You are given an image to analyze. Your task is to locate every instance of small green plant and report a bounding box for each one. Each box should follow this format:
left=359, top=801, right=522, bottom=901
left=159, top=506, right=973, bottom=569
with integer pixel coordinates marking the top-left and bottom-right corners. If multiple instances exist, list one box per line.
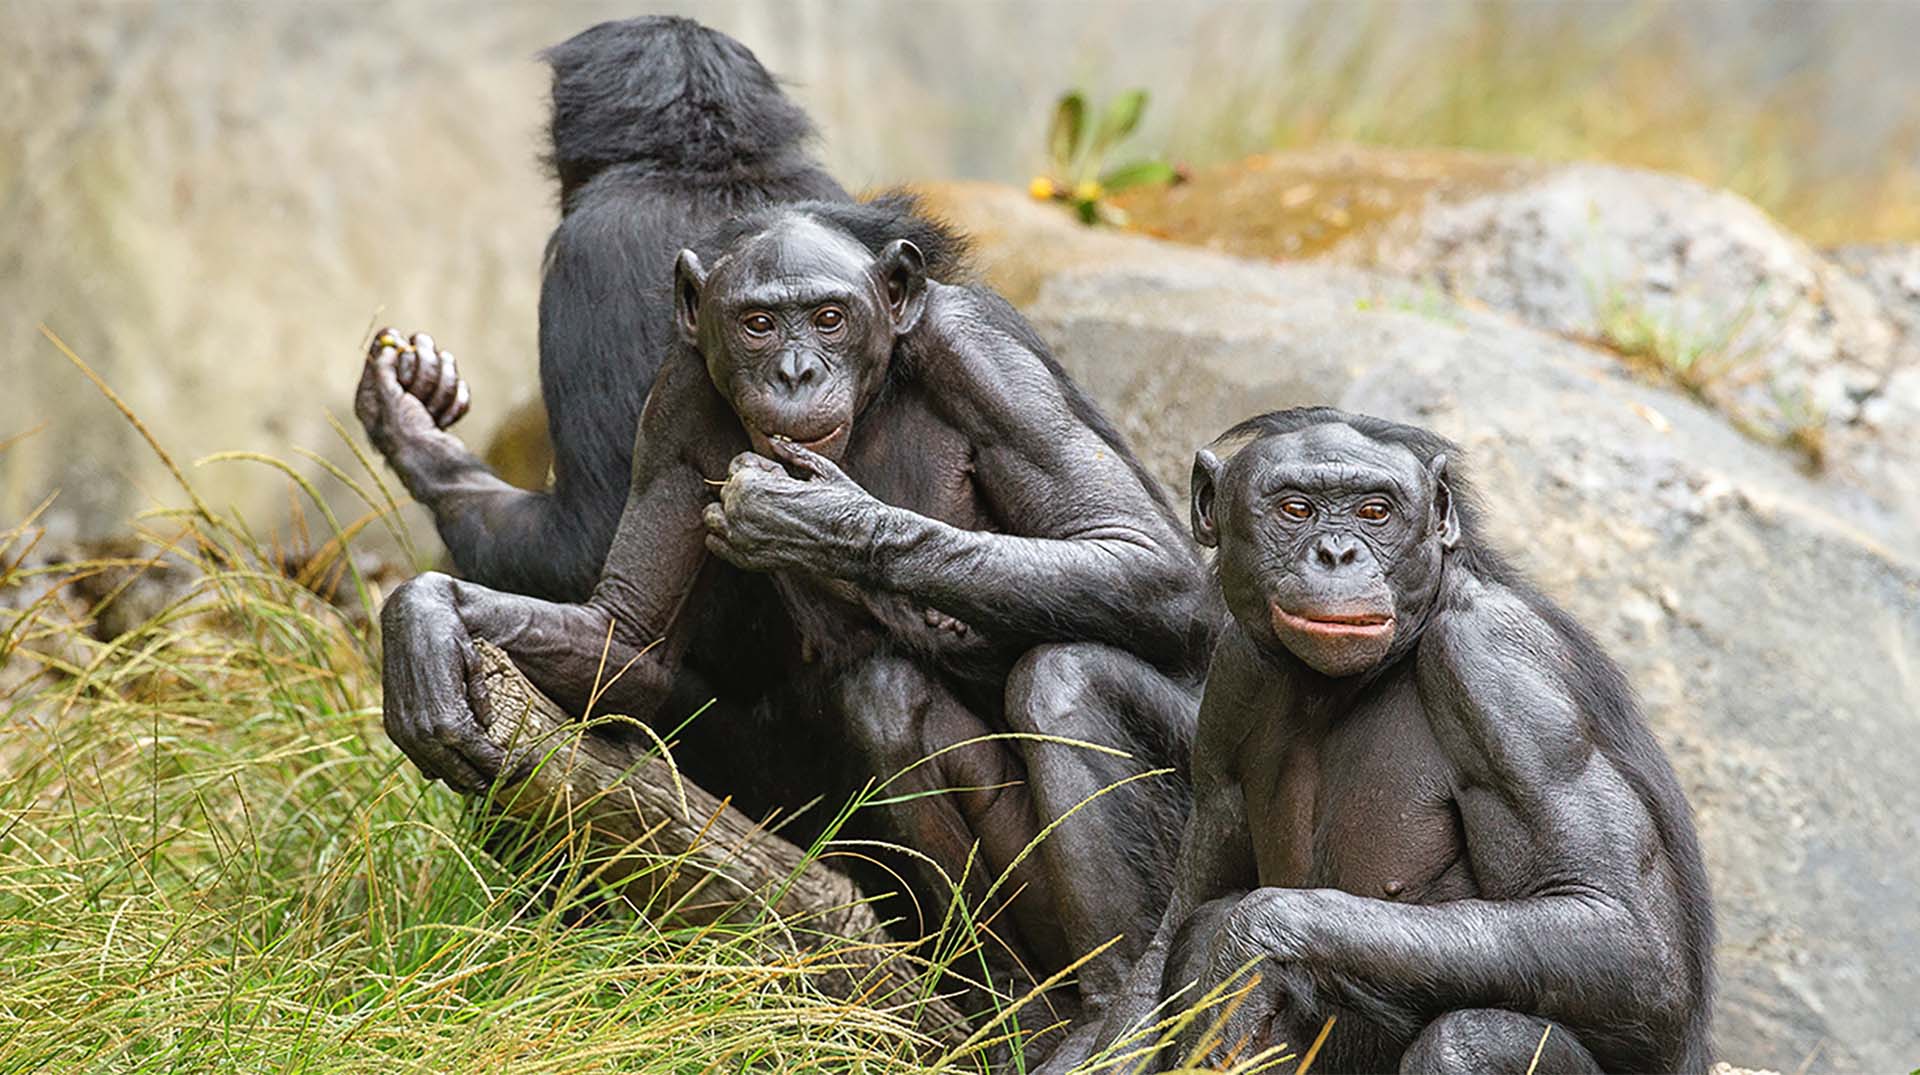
left=1030, top=89, right=1182, bottom=226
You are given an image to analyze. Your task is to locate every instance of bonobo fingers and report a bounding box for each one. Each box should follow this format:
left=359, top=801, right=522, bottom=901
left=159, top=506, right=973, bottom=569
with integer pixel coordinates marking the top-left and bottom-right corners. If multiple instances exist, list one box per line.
left=440, top=373, right=471, bottom=428
left=768, top=435, right=850, bottom=481
left=424, top=349, right=467, bottom=429
left=925, top=607, right=970, bottom=635
left=355, top=329, right=447, bottom=454
left=727, top=450, right=782, bottom=478
left=379, top=573, right=510, bottom=794
left=369, top=327, right=404, bottom=361
left=406, top=333, right=440, bottom=401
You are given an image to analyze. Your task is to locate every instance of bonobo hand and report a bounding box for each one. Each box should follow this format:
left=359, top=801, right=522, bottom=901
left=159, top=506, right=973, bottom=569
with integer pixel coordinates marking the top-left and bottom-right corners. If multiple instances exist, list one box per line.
left=702, top=437, right=890, bottom=579
left=1186, top=889, right=1318, bottom=1065
left=378, top=572, right=508, bottom=793
left=355, top=328, right=472, bottom=455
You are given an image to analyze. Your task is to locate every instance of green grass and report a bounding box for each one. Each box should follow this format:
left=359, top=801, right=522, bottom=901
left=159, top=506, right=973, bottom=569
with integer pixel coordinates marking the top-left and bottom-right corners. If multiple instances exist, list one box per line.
left=0, top=356, right=1295, bottom=1073
left=0, top=514, right=958, bottom=1073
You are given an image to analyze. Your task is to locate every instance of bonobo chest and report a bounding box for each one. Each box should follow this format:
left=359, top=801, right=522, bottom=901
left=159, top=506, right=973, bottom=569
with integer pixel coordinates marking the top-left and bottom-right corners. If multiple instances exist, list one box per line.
left=775, top=393, right=994, bottom=663
left=1235, top=664, right=1475, bottom=903
left=840, top=397, right=988, bottom=528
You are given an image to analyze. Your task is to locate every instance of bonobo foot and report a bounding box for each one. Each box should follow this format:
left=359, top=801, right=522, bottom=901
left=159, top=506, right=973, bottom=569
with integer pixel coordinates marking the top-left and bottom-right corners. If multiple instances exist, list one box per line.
left=1400, top=1010, right=1601, bottom=1074
left=355, top=328, right=472, bottom=456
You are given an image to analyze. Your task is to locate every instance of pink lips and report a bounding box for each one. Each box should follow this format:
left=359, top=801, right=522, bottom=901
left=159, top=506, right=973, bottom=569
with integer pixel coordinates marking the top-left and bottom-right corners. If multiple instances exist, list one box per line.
left=1270, top=605, right=1395, bottom=640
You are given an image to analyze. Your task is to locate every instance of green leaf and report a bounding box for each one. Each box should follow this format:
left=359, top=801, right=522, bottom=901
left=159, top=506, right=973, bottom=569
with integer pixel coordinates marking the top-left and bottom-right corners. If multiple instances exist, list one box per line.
left=1048, top=92, right=1087, bottom=172
left=1098, top=158, right=1178, bottom=192
left=1091, top=89, right=1150, bottom=156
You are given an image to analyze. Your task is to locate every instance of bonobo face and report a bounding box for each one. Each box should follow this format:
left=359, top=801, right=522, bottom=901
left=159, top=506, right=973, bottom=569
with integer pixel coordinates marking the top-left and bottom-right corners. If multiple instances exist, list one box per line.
left=674, top=216, right=926, bottom=461
left=1191, top=423, right=1459, bottom=677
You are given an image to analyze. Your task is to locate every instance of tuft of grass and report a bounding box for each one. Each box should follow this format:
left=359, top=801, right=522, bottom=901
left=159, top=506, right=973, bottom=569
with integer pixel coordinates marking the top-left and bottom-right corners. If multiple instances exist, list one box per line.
left=0, top=347, right=1296, bottom=1072
left=1585, top=285, right=1829, bottom=469
left=1590, top=291, right=1760, bottom=405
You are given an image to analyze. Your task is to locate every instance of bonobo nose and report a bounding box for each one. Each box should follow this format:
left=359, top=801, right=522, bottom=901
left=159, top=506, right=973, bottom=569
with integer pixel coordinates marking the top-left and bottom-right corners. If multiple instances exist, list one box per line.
left=1313, top=536, right=1363, bottom=570
left=775, top=350, right=822, bottom=393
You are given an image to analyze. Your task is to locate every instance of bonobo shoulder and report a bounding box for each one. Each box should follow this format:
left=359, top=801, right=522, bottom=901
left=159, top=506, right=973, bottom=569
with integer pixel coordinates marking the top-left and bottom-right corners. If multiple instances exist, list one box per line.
left=911, top=283, right=1072, bottom=413
left=1415, top=571, right=1594, bottom=768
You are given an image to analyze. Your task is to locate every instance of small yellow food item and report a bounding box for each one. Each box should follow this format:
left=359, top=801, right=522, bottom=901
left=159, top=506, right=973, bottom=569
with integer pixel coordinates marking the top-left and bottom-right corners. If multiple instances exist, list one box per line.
left=1029, top=176, right=1056, bottom=201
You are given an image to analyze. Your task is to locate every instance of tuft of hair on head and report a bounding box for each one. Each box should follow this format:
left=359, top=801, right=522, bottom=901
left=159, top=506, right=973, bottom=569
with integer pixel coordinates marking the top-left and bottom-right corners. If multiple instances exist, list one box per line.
left=540, top=16, right=816, bottom=201
left=704, top=191, right=974, bottom=282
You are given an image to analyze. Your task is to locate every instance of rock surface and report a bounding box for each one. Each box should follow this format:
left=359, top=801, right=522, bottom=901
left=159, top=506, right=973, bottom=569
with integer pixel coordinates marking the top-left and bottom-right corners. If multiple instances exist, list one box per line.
left=918, top=182, right=1920, bottom=1073
left=1117, top=149, right=1920, bottom=537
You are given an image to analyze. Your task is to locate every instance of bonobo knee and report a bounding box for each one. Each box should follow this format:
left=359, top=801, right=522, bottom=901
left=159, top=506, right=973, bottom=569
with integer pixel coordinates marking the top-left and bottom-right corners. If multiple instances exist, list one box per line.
left=835, top=656, right=934, bottom=764
left=1005, top=642, right=1109, bottom=736
left=1401, top=1010, right=1600, bottom=1075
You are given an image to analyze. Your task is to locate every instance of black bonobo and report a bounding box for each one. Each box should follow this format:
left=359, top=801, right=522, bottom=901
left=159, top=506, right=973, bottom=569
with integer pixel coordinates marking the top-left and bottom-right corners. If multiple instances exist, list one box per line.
left=1046, top=408, right=1713, bottom=1075
left=376, top=200, right=1214, bottom=1027
left=355, top=16, right=848, bottom=603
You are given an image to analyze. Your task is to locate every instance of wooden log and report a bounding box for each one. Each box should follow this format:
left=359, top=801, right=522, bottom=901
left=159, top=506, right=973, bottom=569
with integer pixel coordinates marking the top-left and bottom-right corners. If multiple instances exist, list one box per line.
left=467, top=640, right=975, bottom=1049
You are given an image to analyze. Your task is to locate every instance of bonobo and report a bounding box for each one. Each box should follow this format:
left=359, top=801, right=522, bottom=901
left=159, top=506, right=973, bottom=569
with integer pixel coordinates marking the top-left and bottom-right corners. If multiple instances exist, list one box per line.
left=1049, top=408, right=1713, bottom=1075
left=355, top=16, right=848, bottom=602
left=376, top=200, right=1214, bottom=1024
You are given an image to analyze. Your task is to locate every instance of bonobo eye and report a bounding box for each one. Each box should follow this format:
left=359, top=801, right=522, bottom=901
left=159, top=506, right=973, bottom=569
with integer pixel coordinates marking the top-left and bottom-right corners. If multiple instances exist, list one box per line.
left=1279, top=498, right=1313, bottom=520
left=741, top=311, right=776, bottom=337
left=813, top=305, right=846, bottom=335
left=1356, top=500, right=1391, bottom=523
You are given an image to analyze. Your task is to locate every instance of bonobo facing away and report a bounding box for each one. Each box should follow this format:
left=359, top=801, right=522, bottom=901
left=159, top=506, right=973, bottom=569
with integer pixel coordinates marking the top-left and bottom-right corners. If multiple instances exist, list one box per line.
left=355, top=16, right=847, bottom=602
left=377, top=200, right=1213, bottom=1028
left=1047, top=409, right=1713, bottom=1075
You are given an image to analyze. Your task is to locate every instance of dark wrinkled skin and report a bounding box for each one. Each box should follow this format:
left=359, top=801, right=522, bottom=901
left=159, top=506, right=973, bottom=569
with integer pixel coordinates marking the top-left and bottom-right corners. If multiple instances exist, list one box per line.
left=355, top=16, right=846, bottom=604
left=377, top=204, right=1214, bottom=1041
left=1040, top=411, right=1714, bottom=1075
left=355, top=17, right=968, bottom=856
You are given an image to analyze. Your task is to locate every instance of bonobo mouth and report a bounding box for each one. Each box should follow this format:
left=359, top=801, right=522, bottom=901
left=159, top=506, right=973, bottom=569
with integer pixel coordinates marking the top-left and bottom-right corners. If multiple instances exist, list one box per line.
left=746, top=422, right=849, bottom=460
left=1270, top=605, right=1396, bottom=640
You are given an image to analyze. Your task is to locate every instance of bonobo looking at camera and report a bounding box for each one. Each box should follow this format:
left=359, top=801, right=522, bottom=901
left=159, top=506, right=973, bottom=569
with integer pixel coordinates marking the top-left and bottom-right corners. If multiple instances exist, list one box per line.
left=372, top=199, right=1213, bottom=1029
left=1046, top=409, right=1713, bottom=1075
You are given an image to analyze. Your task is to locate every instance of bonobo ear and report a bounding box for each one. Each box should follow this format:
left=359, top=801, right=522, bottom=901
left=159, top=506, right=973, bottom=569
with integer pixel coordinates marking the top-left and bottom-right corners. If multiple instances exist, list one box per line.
left=1428, top=453, right=1461, bottom=550
left=875, top=239, right=927, bottom=334
left=673, top=249, right=707, bottom=347
left=1190, top=448, right=1225, bottom=548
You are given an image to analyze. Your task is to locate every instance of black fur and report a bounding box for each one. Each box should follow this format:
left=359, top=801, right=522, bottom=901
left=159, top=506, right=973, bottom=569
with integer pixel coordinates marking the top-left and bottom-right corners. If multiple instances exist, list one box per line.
left=542, top=16, right=819, bottom=205
left=431, top=16, right=848, bottom=602
left=1210, top=406, right=1715, bottom=1071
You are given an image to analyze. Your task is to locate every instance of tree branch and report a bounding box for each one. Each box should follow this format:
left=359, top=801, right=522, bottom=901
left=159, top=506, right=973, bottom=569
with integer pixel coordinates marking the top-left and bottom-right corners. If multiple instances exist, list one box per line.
left=468, top=640, right=974, bottom=1049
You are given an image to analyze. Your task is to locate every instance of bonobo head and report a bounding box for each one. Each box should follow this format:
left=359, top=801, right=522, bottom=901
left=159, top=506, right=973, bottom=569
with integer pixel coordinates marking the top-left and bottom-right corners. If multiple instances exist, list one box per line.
left=1191, top=411, right=1461, bottom=677
left=674, top=213, right=927, bottom=461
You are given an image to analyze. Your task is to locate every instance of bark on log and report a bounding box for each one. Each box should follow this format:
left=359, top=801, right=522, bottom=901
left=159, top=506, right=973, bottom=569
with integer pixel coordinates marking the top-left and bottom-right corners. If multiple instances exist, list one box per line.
left=468, top=640, right=975, bottom=1049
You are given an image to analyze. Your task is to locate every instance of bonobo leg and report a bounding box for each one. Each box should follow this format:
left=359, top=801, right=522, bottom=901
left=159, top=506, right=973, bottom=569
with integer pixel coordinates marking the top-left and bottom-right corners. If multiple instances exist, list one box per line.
left=1399, top=1010, right=1601, bottom=1075
left=834, top=656, right=1071, bottom=1006
left=1005, top=643, right=1197, bottom=1009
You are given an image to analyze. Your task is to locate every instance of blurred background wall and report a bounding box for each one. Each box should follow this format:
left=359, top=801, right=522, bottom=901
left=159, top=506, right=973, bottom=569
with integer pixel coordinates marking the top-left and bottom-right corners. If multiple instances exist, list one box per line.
left=4, top=0, right=1918, bottom=550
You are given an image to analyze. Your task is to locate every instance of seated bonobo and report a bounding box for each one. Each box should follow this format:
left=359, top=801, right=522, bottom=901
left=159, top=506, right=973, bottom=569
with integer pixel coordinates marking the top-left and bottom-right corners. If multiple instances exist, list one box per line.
left=1045, top=408, right=1714, bottom=1075
left=375, top=199, right=1212, bottom=1038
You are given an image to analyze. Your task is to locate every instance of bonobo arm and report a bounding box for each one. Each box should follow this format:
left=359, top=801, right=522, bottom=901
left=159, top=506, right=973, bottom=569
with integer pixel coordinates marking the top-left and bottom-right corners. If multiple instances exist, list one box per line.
left=1213, top=575, right=1693, bottom=1044
left=890, top=289, right=1203, bottom=663
left=379, top=346, right=732, bottom=791
left=1036, top=634, right=1263, bottom=1075
left=712, top=285, right=1204, bottom=666
left=355, top=219, right=648, bottom=602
